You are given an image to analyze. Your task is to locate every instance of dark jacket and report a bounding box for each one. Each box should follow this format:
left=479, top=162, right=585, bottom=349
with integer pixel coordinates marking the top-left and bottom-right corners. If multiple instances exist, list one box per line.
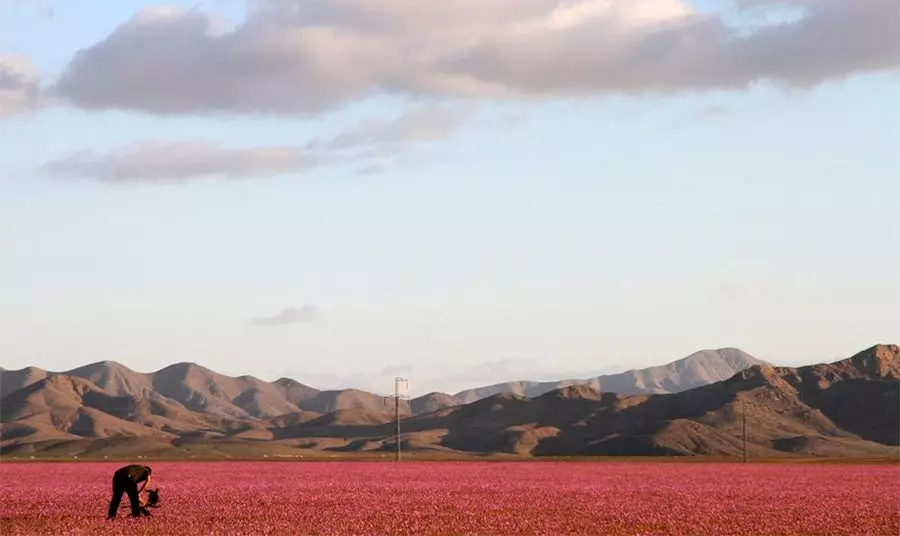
left=115, top=465, right=152, bottom=483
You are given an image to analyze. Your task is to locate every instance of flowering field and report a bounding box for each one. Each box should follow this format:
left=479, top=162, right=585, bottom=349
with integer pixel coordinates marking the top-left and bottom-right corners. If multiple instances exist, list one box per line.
left=1, top=461, right=897, bottom=535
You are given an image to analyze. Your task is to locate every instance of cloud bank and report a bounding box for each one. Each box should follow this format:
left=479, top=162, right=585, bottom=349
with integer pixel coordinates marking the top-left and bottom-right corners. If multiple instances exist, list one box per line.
left=16, top=0, right=900, bottom=183
left=250, top=305, right=320, bottom=327
left=45, top=0, right=899, bottom=117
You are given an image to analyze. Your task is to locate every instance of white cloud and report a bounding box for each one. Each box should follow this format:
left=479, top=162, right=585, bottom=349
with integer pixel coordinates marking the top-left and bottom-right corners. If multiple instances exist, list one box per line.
left=250, top=305, right=320, bottom=327
left=49, top=0, right=899, bottom=116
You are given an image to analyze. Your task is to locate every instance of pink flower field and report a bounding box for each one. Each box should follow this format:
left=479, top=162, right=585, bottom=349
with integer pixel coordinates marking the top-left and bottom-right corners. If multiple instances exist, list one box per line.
left=1, top=461, right=897, bottom=535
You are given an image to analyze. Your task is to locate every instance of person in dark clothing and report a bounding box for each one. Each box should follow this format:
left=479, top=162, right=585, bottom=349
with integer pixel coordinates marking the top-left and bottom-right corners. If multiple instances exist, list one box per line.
left=107, top=465, right=153, bottom=519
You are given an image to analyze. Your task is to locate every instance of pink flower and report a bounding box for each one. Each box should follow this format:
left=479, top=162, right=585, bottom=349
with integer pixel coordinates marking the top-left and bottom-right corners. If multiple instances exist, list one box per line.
left=1, top=461, right=897, bottom=535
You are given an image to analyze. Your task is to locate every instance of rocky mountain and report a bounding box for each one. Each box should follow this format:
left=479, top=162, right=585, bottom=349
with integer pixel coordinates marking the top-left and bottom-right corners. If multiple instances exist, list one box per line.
left=0, top=347, right=763, bottom=422
left=1, top=366, right=49, bottom=400
left=453, top=348, right=767, bottom=403
left=0, top=359, right=416, bottom=451
left=259, top=344, right=899, bottom=458
left=1, top=345, right=896, bottom=459
left=0, top=361, right=323, bottom=420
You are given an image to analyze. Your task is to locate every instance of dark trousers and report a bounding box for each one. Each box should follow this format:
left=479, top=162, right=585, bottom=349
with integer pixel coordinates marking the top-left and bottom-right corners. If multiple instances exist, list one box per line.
left=107, top=471, right=143, bottom=518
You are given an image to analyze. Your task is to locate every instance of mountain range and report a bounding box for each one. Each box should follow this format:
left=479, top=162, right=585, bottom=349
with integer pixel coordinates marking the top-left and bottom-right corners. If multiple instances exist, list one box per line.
left=1, top=345, right=897, bottom=459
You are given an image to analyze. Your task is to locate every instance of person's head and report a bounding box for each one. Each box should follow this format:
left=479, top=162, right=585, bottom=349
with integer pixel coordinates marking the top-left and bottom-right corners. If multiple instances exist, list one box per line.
left=144, top=466, right=152, bottom=475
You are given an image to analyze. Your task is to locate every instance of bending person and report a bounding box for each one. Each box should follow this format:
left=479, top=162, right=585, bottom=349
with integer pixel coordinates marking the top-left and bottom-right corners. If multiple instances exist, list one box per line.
left=107, top=464, right=153, bottom=519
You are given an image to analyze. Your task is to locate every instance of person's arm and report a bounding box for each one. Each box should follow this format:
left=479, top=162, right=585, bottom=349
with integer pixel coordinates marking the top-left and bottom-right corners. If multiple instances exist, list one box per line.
left=137, top=475, right=152, bottom=505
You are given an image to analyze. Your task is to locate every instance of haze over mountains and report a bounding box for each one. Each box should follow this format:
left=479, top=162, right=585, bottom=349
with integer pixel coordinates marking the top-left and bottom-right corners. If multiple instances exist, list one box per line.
left=1, top=345, right=897, bottom=459
left=453, top=348, right=765, bottom=403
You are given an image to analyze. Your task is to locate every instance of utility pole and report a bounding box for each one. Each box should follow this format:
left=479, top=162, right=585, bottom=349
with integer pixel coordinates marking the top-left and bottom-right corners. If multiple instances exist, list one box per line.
left=741, top=398, right=748, bottom=464
left=385, top=377, right=408, bottom=462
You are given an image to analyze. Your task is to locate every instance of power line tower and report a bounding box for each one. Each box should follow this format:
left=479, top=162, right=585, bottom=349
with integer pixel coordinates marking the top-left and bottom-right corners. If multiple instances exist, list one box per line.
left=385, top=377, right=408, bottom=462
left=741, top=398, right=748, bottom=463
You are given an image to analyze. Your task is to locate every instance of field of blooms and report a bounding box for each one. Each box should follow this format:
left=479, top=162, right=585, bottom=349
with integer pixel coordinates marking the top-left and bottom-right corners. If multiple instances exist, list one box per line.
left=1, top=461, right=898, bottom=535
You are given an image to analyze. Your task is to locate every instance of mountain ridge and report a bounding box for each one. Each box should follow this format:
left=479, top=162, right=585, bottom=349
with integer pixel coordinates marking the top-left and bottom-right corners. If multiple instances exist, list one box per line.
left=0, top=347, right=766, bottom=414
left=2, top=344, right=896, bottom=459
left=452, top=348, right=767, bottom=402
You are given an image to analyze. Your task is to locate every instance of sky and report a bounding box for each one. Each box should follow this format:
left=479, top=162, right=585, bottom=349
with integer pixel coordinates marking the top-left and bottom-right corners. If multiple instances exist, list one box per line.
left=1, top=0, right=898, bottom=396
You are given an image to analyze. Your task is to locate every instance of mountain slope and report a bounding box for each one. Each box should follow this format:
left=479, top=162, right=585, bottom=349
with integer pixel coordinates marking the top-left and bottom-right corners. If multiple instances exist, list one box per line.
left=272, top=378, right=320, bottom=406
left=0, top=366, right=49, bottom=399
left=0, top=347, right=764, bottom=423
left=454, top=348, right=767, bottom=403
left=65, top=361, right=154, bottom=397
left=301, top=389, right=410, bottom=415
left=254, top=345, right=897, bottom=458
left=0, top=375, right=180, bottom=445
left=1, top=345, right=896, bottom=459
left=151, top=362, right=298, bottom=419
left=1, top=361, right=325, bottom=421
left=411, top=392, right=460, bottom=414
left=777, top=344, right=899, bottom=446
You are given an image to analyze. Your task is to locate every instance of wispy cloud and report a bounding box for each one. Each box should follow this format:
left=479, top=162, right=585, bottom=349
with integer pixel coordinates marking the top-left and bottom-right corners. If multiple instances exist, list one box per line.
left=250, top=305, right=320, bottom=327
left=40, top=104, right=470, bottom=183
left=314, top=104, right=475, bottom=151
left=41, top=141, right=321, bottom=183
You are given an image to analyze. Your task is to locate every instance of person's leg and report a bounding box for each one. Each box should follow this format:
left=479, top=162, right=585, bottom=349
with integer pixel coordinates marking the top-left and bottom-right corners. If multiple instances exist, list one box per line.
left=125, top=481, right=143, bottom=517
left=107, top=478, right=125, bottom=519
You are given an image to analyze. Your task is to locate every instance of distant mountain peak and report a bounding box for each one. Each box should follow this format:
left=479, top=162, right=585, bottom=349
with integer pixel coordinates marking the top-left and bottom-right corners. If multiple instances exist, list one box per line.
left=835, top=344, right=899, bottom=379
left=541, top=384, right=602, bottom=400
left=154, top=361, right=214, bottom=380
left=274, top=377, right=311, bottom=389
left=453, top=347, right=767, bottom=404
left=162, top=361, right=202, bottom=371
left=7, top=365, right=47, bottom=374
left=68, top=360, right=134, bottom=373
left=677, top=347, right=766, bottom=366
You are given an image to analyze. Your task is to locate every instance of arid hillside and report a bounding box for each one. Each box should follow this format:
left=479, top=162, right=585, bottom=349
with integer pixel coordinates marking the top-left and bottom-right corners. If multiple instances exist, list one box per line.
left=1, top=345, right=896, bottom=459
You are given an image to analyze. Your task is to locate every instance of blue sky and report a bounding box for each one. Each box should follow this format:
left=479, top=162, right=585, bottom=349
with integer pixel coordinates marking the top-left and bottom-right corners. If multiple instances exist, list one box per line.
left=1, top=0, right=898, bottom=396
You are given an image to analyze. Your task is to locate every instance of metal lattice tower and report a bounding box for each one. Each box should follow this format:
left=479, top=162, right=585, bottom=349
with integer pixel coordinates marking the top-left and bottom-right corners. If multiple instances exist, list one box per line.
left=741, top=398, right=748, bottom=463
left=385, top=377, right=408, bottom=462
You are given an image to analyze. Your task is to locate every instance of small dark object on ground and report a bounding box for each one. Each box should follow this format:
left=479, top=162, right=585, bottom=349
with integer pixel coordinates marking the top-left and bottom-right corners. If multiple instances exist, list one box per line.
left=147, top=489, right=160, bottom=508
